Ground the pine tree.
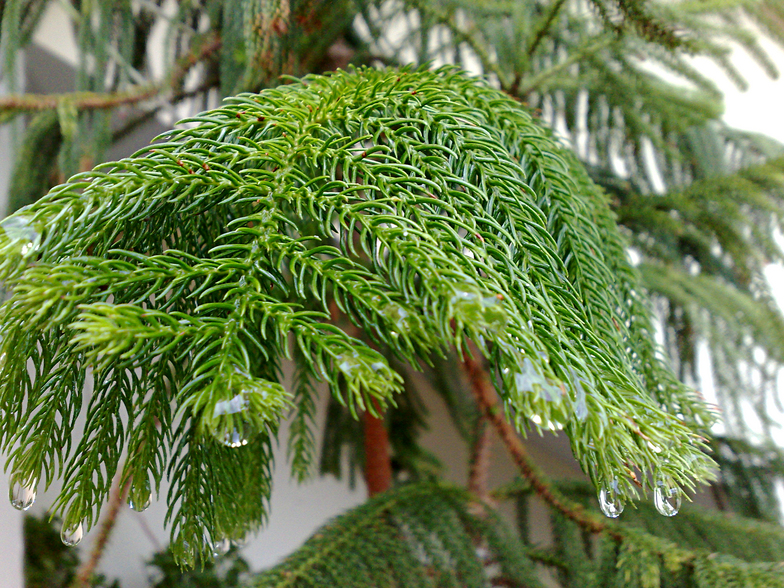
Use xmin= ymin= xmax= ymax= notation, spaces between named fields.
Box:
xmin=2 ymin=1 xmax=784 ymax=586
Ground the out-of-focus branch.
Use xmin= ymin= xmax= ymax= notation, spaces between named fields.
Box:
xmin=0 ymin=34 xmax=221 ymax=114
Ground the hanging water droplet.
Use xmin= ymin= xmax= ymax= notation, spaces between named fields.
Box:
xmin=480 ymin=295 xmax=506 ymax=331
xmin=570 ymin=370 xmax=588 ymax=421
xmin=212 ymin=393 xmax=253 ymax=448
xmin=214 ymin=423 xmax=252 ymax=448
xmin=212 ymin=538 xmax=231 ymax=557
xmin=128 ymin=479 xmax=152 ymax=512
xmin=61 ymin=522 xmax=84 ymax=546
xmin=451 ymin=288 xmax=482 ymax=316
xmin=382 ymin=303 xmax=413 ymax=332
xmin=530 ymin=416 xmax=563 ymax=431
xmin=598 ymin=484 xmax=624 ymax=518
xmin=515 ymin=358 xmax=543 ymax=393
xmin=336 ymin=352 xmax=362 ymax=375
xmin=546 ymin=419 xmax=564 ymax=431
xmin=653 ymin=477 xmax=681 ymax=517
xmin=10 ymin=479 xmax=37 ymax=511
xmin=0 ymin=216 xmax=41 ymax=258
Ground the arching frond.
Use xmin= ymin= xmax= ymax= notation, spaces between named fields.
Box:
xmin=0 ymin=67 xmax=715 ymax=564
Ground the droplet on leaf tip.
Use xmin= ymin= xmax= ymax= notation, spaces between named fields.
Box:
xmin=10 ymin=479 xmax=37 ymax=511
xmin=653 ymin=476 xmax=681 ymax=517
xmin=128 ymin=480 xmax=152 ymax=512
xmin=61 ymin=521 xmax=84 ymax=547
xmin=212 ymin=538 xmax=231 ymax=557
xmin=598 ymin=483 xmax=624 ymax=518
xmin=211 ymin=390 xmax=259 ymax=448
xmin=213 ymin=424 xmax=251 ymax=448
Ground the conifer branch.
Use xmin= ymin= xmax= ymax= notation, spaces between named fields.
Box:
xmin=252 ymin=481 xmax=544 ymax=588
xmin=0 ymin=66 xmax=717 ymax=565
xmin=0 ymin=34 xmax=221 ymax=114
xmin=465 ymin=348 xmax=784 ymax=588
xmin=518 ymin=36 xmax=615 ymax=96
xmin=526 ymin=0 xmax=571 ymax=58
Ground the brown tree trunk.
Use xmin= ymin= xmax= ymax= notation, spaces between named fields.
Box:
xmin=363 ymin=399 xmax=392 ymax=496
xmin=468 ymin=416 xmax=494 ymax=506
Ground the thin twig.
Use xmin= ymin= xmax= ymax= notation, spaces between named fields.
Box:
xmin=518 ymin=36 xmax=614 ymax=96
xmin=526 ymin=0 xmax=570 ymax=58
xmin=0 ymin=34 xmax=221 ymax=114
xmin=69 ymin=474 xmax=132 ymax=588
xmin=461 ymin=345 xmax=623 ymax=542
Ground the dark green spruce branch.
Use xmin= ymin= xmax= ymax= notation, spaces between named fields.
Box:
xmin=250 ymin=475 xmax=784 ymax=588
xmin=252 ymin=481 xmax=544 ymax=588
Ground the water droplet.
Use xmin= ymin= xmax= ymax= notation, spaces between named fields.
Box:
xmin=598 ymin=484 xmax=624 ymax=518
xmin=128 ymin=480 xmax=151 ymax=512
xmin=0 ymin=216 xmax=41 ymax=257
xmin=514 ymin=358 xmax=544 ymax=393
xmin=214 ymin=423 xmax=252 ymax=448
xmin=480 ymin=295 xmax=506 ymax=330
xmin=571 ymin=371 xmax=588 ymax=421
xmin=382 ymin=303 xmax=412 ymax=331
xmin=10 ymin=479 xmax=37 ymax=511
xmin=61 ymin=521 xmax=84 ymax=546
xmin=212 ymin=392 xmax=254 ymax=448
xmin=212 ymin=538 xmax=231 ymax=557
xmin=654 ymin=477 xmax=681 ymax=517
xmin=337 ymin=352 xmax=362 ymax=375
xmin=529 ymin=415 xmax=563 ymax=431
xmin=451 ymin=288 xmax=482 ymax=317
